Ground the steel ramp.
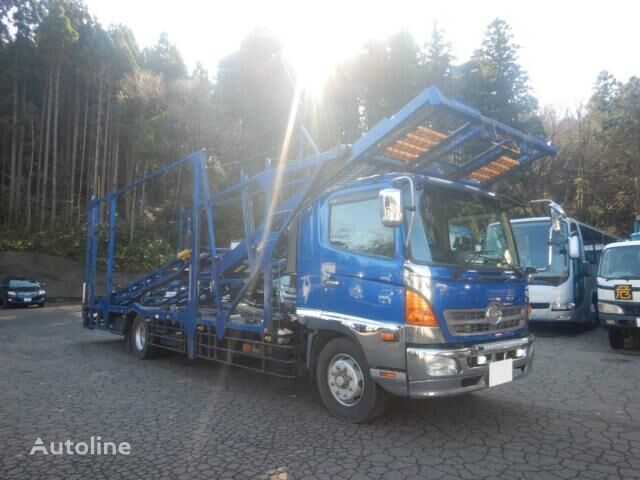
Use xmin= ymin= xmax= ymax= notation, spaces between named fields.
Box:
xmin=327 ymin=86 xmax=556 ymax=189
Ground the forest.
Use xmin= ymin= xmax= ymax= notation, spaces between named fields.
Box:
xmin=1 ymin=0 xmax=639 ymax=269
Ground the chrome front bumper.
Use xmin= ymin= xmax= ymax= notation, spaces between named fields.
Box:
xmin=405 ymin=335 xmax=534 ymax=398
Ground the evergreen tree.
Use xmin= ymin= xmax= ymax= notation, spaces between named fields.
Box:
xmin=459 ymin=18 xmax=538 ymax=128
xmin=423 ymin=22 xmax=454 ymax=93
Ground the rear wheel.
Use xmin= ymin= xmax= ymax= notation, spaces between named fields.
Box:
xmin=130 ymin=316 xmax=158 ymax=359
xmin=608 ymin=329 xmax=625 ymax=349
xmin=316 ymin=337 xmax=388 ymax=423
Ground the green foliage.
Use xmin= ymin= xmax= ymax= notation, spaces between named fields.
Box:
xmin=458 ymin=19 xmax=539 ymax=130
xmin=142 ymin=32 xmax=187 ymax=81
xmin=0 ymin=1 xmax=638 ymax=262
xmin=0 ymin=227 xmax=85 ymax=261
xmin=36 ymin=1 xmax=78 ymax=65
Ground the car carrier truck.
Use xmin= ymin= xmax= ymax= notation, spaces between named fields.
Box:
xmin=83 ymin=86 xmax=556 ymax=423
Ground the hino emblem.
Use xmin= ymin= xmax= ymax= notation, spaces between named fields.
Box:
xmin=485 ymin=302 xmax=503 ymax=325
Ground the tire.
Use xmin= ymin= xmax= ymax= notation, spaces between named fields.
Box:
xmin=130 ymin=316 xmax=158 ymax=359
xmin=38 ymin=302 xmax=45 ymax=308
xmin=316 ymin=337 xmax=388 ymax=423
xmin=1 ymin=297 xmax=7 ymax=309
xmin=608 ymin=329 xmax=625 ymax=349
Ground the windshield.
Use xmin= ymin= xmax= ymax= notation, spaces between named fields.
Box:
xmin=409 ymin=183 xmax=519 ymax=269
xmin=8 ymin=279 xmax=39 ymax=289
xmin=599 ymin=245 xmax=640 ymax=279
xmin=511 ymin=220 xmax=570 ymax=284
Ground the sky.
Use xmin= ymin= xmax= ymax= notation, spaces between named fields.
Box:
xmin=84 ymin=0 xmax=638 ymax=109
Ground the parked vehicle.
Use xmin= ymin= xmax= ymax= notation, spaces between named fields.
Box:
xmin=631 ymin=215 xmax=640 ymax=240
xmin=511 ymin=206 xmax=618 ymax=328
xmin=0 ymin=277 xmax=46 ymax=308
xmin=597 ymin=241 xmax=640 ymax=348
xmin=83 ymin=86 xmax=556 ymax=422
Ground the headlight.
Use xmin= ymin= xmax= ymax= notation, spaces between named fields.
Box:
xmin=7 ymin=291 xmax=16 ymax=297
xmin=598 ymin=302 xmax=624 ymax=315
xmin=425 ymin=355 xmax=459 ymax=376
xmin=551 ymin=302 xmax=576 ymax=311
xmin=38 ymin=289 xmax=46 ymax=295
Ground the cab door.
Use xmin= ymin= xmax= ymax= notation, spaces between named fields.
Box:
xmin=317 ymin=187 xmax=404 ymax=324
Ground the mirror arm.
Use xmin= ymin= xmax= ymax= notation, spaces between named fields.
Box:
xmin=393 ymin=175 xmax=416 ymax=250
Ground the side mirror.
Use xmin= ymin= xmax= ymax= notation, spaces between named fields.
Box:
xmin=379 ymin=188 xmax=403 ymax=227
xmin=568 ymin=234 xmax=580 ymax=259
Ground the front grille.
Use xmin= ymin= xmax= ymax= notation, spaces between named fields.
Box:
xmin=621 ymin=303 xmax=640 ymax=315
xmin=530 ymin=303 xmax=549 ymax=310
xmin=444 ymin=305 xmax=526 ymax=336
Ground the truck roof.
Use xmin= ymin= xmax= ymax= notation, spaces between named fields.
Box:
xmin=603 ymin=240 xmax=640 ymax=250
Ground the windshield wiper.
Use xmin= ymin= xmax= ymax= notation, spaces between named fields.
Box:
xmin=463 ymin=251 xmax=524 ymax=279
xmin=462 ymin=250 xmax=496 ymax=265
xmin=495 ymin=254 xmax=525 ymax=279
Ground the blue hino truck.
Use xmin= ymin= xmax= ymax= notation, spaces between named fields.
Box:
xmin=83 ymin=86 xmax=556 ymax=423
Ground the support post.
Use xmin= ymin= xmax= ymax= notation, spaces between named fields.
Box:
xmin=105 ymin=193 xmax=117 ymax=299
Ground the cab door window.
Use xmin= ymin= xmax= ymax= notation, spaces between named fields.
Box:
xmin=329 ymin=196 xmax=395 ymax=258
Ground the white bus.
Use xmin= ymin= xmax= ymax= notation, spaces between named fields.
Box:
xmin=511 ymin=216 xmax=618 ymax=327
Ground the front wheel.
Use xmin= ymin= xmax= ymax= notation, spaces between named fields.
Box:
xmin=608 ymin=329 xmax=625 ymax=349
xmin=130 ymin=316 xmax=158 ymax=359
xmin=316 ymin=337 xmax=388 ymax=423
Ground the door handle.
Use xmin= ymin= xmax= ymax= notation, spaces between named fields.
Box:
xmin=324 ymin=278 xmax=340 ymax=287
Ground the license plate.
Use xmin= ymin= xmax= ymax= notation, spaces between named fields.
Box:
xmin=489 ymin=358 xmax=513 ymax=387
xmin=23 ymin=297 xmax=31 ymax=302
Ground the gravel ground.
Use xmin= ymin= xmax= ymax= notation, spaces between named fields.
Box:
xmin=1 ymin=305 xmax=639 ymax=480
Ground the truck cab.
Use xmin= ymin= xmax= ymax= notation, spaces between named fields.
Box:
xmin=597 ymin=241 xmax=640 ymax=348
xmin=297 ymin=173 xmax=533 ymax=417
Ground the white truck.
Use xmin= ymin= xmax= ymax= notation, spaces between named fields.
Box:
xmin=597 ymin=240 xmax=640 ymax=348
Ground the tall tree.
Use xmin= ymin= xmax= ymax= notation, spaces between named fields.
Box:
xmin=459 ymin=18 xmax=538 ymax=129
xmin=423 ymin=22 xmax=454 ymax=93
xmin=141 ymin=32 xmax=186 ymax=82
xmin=35 ymin=1 xmax=78 ymax=226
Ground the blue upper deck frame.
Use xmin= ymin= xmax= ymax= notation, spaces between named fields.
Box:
xmin=338 ymin=86 xmax=556 ymax=188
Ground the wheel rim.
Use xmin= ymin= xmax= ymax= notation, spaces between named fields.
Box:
xmin=327 ymin=353 xmax=364 ymax=407
xmin=134 ymin=321 xmax=146 ymax=351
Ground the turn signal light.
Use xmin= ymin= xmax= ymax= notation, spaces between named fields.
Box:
xmin=405 ymin=289 xmax=439 ymax=327
xmin=380 ymin=331 xmax=398 ymax=342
